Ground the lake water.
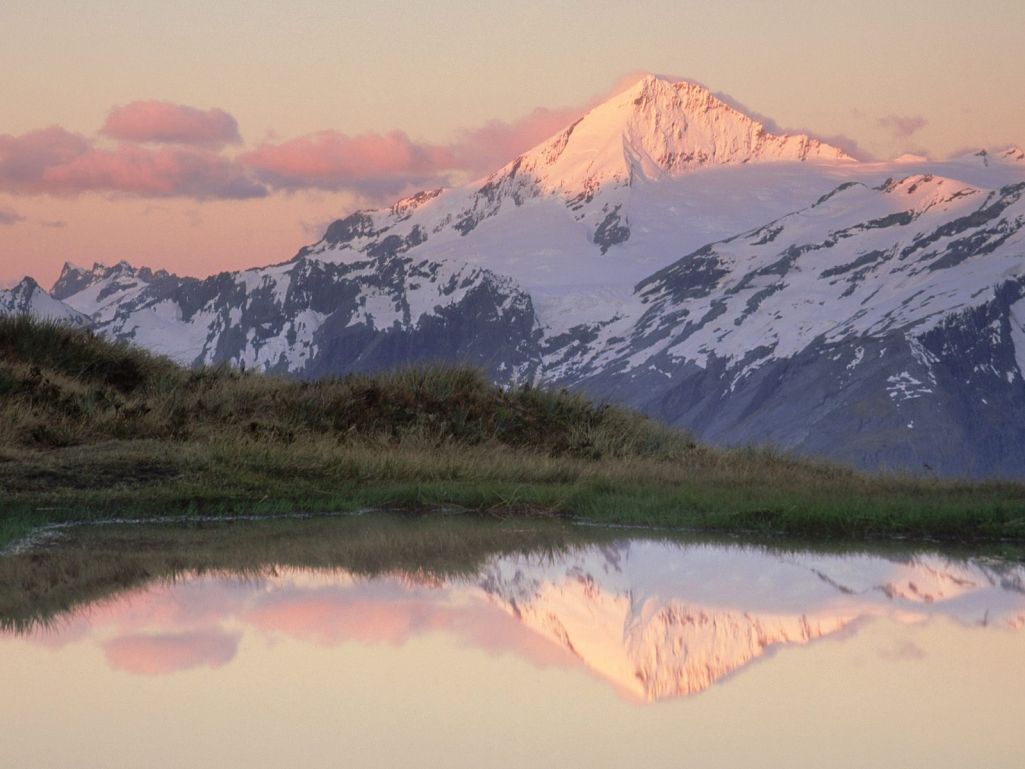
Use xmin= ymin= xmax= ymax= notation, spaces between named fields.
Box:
xmin=1 ymin=517 xmax=1023 ymax=768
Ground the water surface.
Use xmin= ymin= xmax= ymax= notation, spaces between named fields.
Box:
xmin=1 ymin=517 xmax=1023 ymax=768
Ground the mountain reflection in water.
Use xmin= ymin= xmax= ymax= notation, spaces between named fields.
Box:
xmin=6 ymin=532 xmax=1023 ymax=702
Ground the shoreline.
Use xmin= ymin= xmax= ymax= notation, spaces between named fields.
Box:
xmin=5 ymin=503 xmax=1025 ymax=561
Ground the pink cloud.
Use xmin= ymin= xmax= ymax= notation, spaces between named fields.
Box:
xmin=103 ymin=630 xmax=240 ymax=675
xmin=239 ymin=75 xmax=657 ymax=195
xmin=20 ymin=576 xmax=578 ymax=672
xmin=102 ymin=101 xmax=242 ymax=148
xmin=2 ymin=71 xmax=873 ymax=205
xmin=241 ymin=130 xmax=454 ymax=196
xmin=0 ymin=126 xmax=91 ymax=192
xmin=43 ymin=144 xmax=265 ymax=199
xmin=0 ymin=126 xmax=264 ymax=199
xmin=877 ymin=114 xmax=928 ymax=139
xmin=21 ymin=580 xmax=261 ymax=651
xmin=242 ymin=583 xmax=579 ymax=669
xmin=243 ymin=589 xmax=445 ymax=646
xmin=90 ymin=580 xmax=256 ymax=630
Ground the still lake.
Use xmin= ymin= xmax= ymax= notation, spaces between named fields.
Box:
xmin=1 ymin=515 xmax=1023 ymax=768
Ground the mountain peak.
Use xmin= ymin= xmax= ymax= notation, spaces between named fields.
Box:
xmin=15 ymin=275 xmax=41 ymax=291
xmin=51 ymin=259 xmax=172 ymax=303
xmin=1001 ymin=145 xmax=1025 ymax=163
xmin=1 ymin=274 xmax=89 ymax=325
xmin=499 ymin=74 xmax=855 ymax=196
xmin=951 ymin=147 xmax=1021 ymax=167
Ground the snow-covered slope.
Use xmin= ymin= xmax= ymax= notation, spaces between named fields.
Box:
xmin=565 ymin=174 xmax=1025 ymax=374
xmin=560 ymin=172 xmax=1025 ymax=475
xmin=0 ymin=277 xmax=89 ymax=325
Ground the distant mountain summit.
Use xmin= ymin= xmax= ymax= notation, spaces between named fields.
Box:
xmin=5 ymin=74 xmax=1025 ymax=477
xmin=506 ymin=74 xmax=852 ymax=197
xmin=0 ymin=277 xmax=88 ymax=325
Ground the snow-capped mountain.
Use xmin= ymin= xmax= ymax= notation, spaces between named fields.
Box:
xmin=6 ymin=74 xmax=1025 ymax=475
xmin=0 ymin=276 xmax=88 ymax=325
xmin=298 ymin=75 xmax=857 ymax=335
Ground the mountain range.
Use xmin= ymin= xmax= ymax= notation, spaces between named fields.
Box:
xmin=4 ymin=74 xmax=1025 ymax=477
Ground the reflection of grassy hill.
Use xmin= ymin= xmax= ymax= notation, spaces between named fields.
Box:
xmin=0 ymin=514 xmax=585 ymax=632
xmin=2 ymin=315 xmax=1025 ymax=547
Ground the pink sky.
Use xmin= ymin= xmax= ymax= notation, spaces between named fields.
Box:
xmin=2 ymin=1 xmax=1023 ymax=288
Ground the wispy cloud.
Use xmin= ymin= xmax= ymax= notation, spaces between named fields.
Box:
xmin=877 ymin=114 xmax=928 ymax=139
xmin=103 ymin=630 xmax=241 ymax=675
xmin=102 ymin=101 xmax=242 ymax=148
xmin=240 ymin=130 xmax=453 ymax=196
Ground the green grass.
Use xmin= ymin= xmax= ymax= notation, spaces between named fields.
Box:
xmin=2 ymin=314 xmax=1025 ymax=548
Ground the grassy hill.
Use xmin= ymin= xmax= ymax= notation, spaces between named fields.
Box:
xmin=2 ymin=315 xmax=1024 ymax=548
